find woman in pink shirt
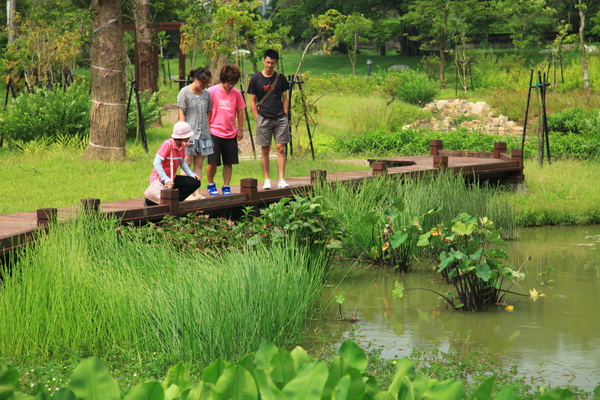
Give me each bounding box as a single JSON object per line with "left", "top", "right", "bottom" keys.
{"left": 205, "top": 65, "right": 246, "bottom": 195}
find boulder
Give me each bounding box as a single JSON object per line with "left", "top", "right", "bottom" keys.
{"left": 388, "top": 64, "right": 411, "bottom": 72}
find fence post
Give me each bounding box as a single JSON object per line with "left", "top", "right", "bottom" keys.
{"left": 494, "top": 142, "right": 507, "bottom": 159}
{"left": 160, "top": 189, "right": 179, "bottom": 215}
{"left": 511, "top": 149, "right": 523, "bottom": 168}
{"left": 80, "top": 198, "right": 101, "bottom": 214}
{"left": 37, "top": 208, "right": 57, "bottom": 227}
{"left": 372, "top": 162, "right": 388, "bottom": 176}
{"left": 433, "top": 155, "right": 448, "bottom": 169}
{"left": 430, "top": 140, "right": 444, "bottom": 156}
{"left": 310, "top": 170, "right": 327, "bottom": 184}
{"left": 240, "top": 178, "right": 258, "bottom": 201}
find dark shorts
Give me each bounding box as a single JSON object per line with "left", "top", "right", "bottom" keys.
{"left": 207, "top": 134, "right": 239, "bottom": 166}
{"left": 255, "top": 115, "right": 290, "bottom": 147}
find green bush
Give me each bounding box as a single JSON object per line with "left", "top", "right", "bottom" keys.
{"left": 0, "top": 80, "right": 90, "bottom": 143}
{"left": 0, "top": 80, "right": 163, "bottom": 146}
{"left": 393, "top": 69, "right": 440, "bottom": 106}
{"left": 547, "top": 107, "right": 600, "bottom": 134}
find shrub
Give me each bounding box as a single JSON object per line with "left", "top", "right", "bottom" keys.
{"left": 391, "top": 69, "right": 440, "bottom": 106}
{"left": 547, "top": 107, "right": 600, "bottom": 134}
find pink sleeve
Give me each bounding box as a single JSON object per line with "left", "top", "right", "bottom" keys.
{"left": 156, "top": 139, "right": 172, "bottom": 159}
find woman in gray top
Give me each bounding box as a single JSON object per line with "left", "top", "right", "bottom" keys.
{"left": 177, "top": 67, "right": 213, "bottom": 181}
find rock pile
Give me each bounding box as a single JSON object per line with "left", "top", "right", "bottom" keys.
{"left": 406, "top": 99, "right": 523, "bottom": 136}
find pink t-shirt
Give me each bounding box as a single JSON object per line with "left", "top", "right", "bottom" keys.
{"left": 208, "top": 85, "right": 246, "bottom": 139}
{"left": 149, "top": 138, "right": 187, "bottom": 183}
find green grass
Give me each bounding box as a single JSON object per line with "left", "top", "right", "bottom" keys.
{"left": 0, "top": 215, "right": 328, "bottom": 365}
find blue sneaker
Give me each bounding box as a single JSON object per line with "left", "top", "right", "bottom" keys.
{"left": 207, "top": 183, "right": 219, "bottom": 195}
{"left": 222, "top": 185, "right": 232, "bottom": 195}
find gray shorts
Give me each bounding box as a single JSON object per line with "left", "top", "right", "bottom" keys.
{"left": 186, "top": 138, "right": 214, "bottom": 157}
{"left": 255, "top": 115, "right": 290, "bottom": 147}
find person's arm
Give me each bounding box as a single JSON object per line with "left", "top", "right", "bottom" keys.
{"left": 179, "top": 158, "right": 198, "bottom": 179}
{"left": 249, "top": 94, "right": 259, "bottom": 118}
{"left": 236, "top": 109, "right": 244, "bottom": 141}
{"left": 282, "top": 91, "right": 289, "bottom": 116}
{"left": 153, "top": 155, "right": 172, "bottom": 183}
{"left": 178, "top": 108, "right": 186, "bottom": 121}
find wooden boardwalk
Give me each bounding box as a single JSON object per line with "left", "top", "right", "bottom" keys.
{"left": 0, "top": 141, "right": 523, "bottom": 257}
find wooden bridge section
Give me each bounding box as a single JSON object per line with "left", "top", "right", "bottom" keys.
{"left": 1, "top": 141, "right": 523, "bottom": 258}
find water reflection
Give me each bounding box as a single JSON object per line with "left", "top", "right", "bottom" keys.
{"left": 313, "top": 226, "right": 600, "bottom": 391}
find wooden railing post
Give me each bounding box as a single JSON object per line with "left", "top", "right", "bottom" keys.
{"left": 511, "top": 149, "right": 523, "bottom": 168}
{"left": 160, "top": 189, "right": 180, "bottom": 215}
{"left": 310, "top": 170, "right": 327, "bottom": 184}
{"left": 80, "top": 198, "right": 101, "bottom": 214}
{"left": 494, "top": 142, "right": 507, "bottom": 158}
{"left": 433, "top": 155, "right": 448, "bottom": 169}
{"left": 430, "top": 140, "right": 444, "bottom": 156}
{"left": 240, "top": 178, "right": 258, "bottom": 201}
{"left": 37, "top": 208, "right": 57, "bottom": 227}
{"left": 372, "top": 162, "right": 388, "bottom": 176}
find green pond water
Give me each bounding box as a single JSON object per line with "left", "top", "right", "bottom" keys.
{"left": 316, "top": 226, "right": 600, "bottom": 391}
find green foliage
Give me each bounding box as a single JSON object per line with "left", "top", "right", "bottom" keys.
{"left": 127, "top": 91, "right": 163, "bottom": 138}
{"left": 416, "top": 213, "right": 525, "bottom": 311}
{"left": 3, "top": 341, "right": 597, "bottom": 400}
{"left": 1, "top": 81, "right": 90, "bottom": 144}
{"left": 386, "top": 69, "right": 440, "bottom": 106}
{"left": 546, "top": 107, "right": 600, "bottom": 134}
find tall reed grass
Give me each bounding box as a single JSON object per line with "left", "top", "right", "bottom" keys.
{"left": 313, "top": 173, "right": 519, "bottom": 262}
{"left": 0, "top": 215, "right": 327, "bottom": 365}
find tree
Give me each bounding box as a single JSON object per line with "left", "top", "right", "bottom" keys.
{"left": 333, "top": 13, "right": 372, "bottom": 75}
{"left": 576, "top": 0, "right": 591, "bottom": 97}
{"left": 134, "top": 0, "right": 157, "bottom": 93}
{"left": 84, "top": 0, "right": 128, "bottom": 161}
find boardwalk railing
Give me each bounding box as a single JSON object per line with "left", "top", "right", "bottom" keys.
{"left": 0, "top": 140, "right": 524, "bottom": 258}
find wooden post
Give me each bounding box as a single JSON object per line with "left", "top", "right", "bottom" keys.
{"left": 240, "top": 178, "right": 258, "bottom": 201}
{"left": 37, "top": 208, "right": 57, "bottom": 227}
{"left": 160, "top": 189, "right": 179, "bottom": 215}
{"left": 80, "top": 198, "right": 101, "bottom": 213}
{"left": 494, "top": 142, "right": 507, "bottom": 159}
{"left": 310, "top": 170, "right": 327, "bottom": 184}
{"left": 511, "top": 149, "right": 523, "bottom": 168}
{"left": 433, "top": 155, "right": 448, "bottom": 169}
{"left": 430, "top": 140, "right": 443, "bottom": 156}
{"left": 372, "top": 162, "right": 388, "bottom": 176}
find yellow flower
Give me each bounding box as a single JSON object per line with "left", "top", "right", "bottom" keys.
{"left": 505, "top": 305, "right": 514, "bottom": 312}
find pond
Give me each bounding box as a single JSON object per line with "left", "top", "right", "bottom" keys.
{"left": 316, "top": 226, "right": 600, "bottom": 391}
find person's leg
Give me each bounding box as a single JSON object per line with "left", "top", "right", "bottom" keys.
{"left": 206, "top": 163, "right": 217, "bottom": 184}
{"left": 222, "top": 164, "right": 233, "bottom": 186}
{"left": 185, "top": 154, "right": 194, "bottom": 176}
{"left": 261, "top": 146, "right": 271, "bottom": 180}
{"left": 173, "top": 175, "right": 200, "bottom": 200}
{"left": 275, "top": 143, "right": 286, "bottom": 180}
{"left": 192, "top": 154, "right": 205, "bottom": 178}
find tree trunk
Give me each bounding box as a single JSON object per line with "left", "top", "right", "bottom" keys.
{"left": 84, "top": 0, "right": 127, "bottom": 161}
{"left": 7, "top": 0, "right": 16, "bottom": 43}
{"left": 135, "top": 0, "right": 157, "bottom": 93}
{"left": 578, "top": 0, "right": 591, "bottom": 97}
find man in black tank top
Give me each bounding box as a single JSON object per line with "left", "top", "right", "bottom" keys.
{"left": 247, "top": 49, "right": 291, "bottom": 190}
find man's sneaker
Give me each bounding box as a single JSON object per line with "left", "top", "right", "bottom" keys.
{"left": 263, "top": 179, "right": 272, "bottom": 190}
{"left": 278, "top": 179, "right": 290, "bottom": 189}
{"left": 207, "top": 183, "right": 219, "bottom": 195}
{"left": 222, "top": 185, "right": 232, "bottom": 195}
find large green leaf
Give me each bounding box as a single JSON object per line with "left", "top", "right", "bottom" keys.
{"left": 475, "top": 263, "right": 492, "bottom": 282}
{"left": 68, "top": 358, "right": 120, "bottom": 400}
{"left": 213, "top": 365, "right": 258, "bottom": 400}
{"left": 390, "top": 232, "right": 408, "bottom": 249}
{"left": 339, "top": 340, "right": 367, "bottom": 373}
{"left": 186, "top": 382, "right": 214, "bottom": 400}
{"left": 125, "top": 383, "right": 164, "bottom": 400}
{"left": 281, "top": 361, "right": 328, "bottom": 400}
{"left": 255, "top": 341, "right": 279, "bottom": 370}
{"left": 394, "top": 376, "right": 414, "bottom": 400}
{"left": 387, "top": 358, "right": 415, "bottom": 396}
{"left": 423, "top": 379, "right": 465, "bottom": 400}
{"left": 331, "top": 376, "right": 351, "bottom": 400}
{"left": 322, "top": 357, "right": 350, "bottom": 399}
{"left": 417, "top": 232, "right": 432, "bottom": 247}
{"left": 202, "top": 360, "right": 232, "bottom": 385}
{"left": 471, "top": 375, "right": 495, "bottom": 400}
{"left": 162, "top": 363, "right": 191, "bottom": 392}
{"left": 0, "top": 364, "right": 19, "bottom": 400}
{"left": 492, "top": 389, "right": 521, "bottom": 400}
{"left": 52, "top": 389, "right": 76, "bottom": 400}
{"left": 253, "top": 369, "right": 283, "bottom": 400}
{"left": 269, "top": 349, "right": 296, "bottom": 389}
{"left": 290, "top": 347, "right": 313, "bottom": 372}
